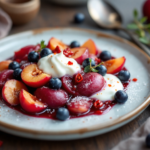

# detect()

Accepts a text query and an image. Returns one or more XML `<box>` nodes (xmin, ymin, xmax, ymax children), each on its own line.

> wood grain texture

<box><xmin>0</xmin><ymin>0</ymin><xmax>150</xmax><ymax>150</ymax></box>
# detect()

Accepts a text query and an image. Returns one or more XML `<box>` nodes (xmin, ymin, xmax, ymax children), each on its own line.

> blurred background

<box><xmin>0</xmin><ymin>0</ymin><xmax>145</xmax><ymax>36</ymax></box>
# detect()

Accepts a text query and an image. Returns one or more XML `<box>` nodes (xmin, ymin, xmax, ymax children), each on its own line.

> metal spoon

<box><xmin>87</xmin><ymin>0</ymin><xmax>150</xmax><ymax>55</ymax></box>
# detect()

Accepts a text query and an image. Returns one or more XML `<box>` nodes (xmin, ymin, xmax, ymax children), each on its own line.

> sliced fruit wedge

<box><xmin>70</xmin><ymin>47</ymin><xmax>89</xmax><ymax>64</ymax></box>
<box><xmin>21</xmin><ymin>64</ymin><xmax>51</xmax><ymax>88</ymax></box>
<box><xmin>2</xmin><ymin>80</ymin><xmax>28</xmax><ymax>106</ymax></box>
<box><xmin>67</xmin><ymin>96</ymin><xmax>92</xmax><ymax>115</ymax></box>
<box><xmin>0</xmin><ymin>70</ymin><xmax>14</xmax><ymax>90</ymax></box>
<box><xmin>34</xmin><ymin>87</ymin><xmax>69</xmax><ymax>109</ymax></box>
<box><xmin>48</xmin><ymin>37</ymin><xmax>68</xmax><ymax>51</ymax></box>
<box><xmin>81</xmin><ymin>39</ymin><xmax>98</xmax><ymax>55</ymax></box>
<box><xmin>104</xmin><ymin>57</ymin><xmax>126</xmax><ymax>74</ymax></box>
<box><xmin>14</xmin><ymin>45</ymin><xmax>35</xmax><ymax>60</ymax></box>
<box><xmin>0</xmin><ymin>60</ymin><xmax>12</xmax><ymax>72</ymax></box>
<box><xmin>19</xmin><ymin>89</ymin><xmax>47</xmax><ymax>113</ymax></box>
<box><xmin>61</xmin><ymin>75</ymin><xmax>76</xmax><ymax>95</ymax></box>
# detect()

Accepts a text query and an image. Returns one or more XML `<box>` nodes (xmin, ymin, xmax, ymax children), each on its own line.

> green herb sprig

<box><xmin>84</xmin><ymin>58</ymin><xmax>104</xmax><ymax>73</ymax></box>
<box><xmin>127</xmin><ymin>9</ymin><xmax>150</xmax><ymax>46</ymax></box>
<box><xmin>38</xmin><ymin>40</ymin><xmax>47</xmax><ymax>52</ymax></box>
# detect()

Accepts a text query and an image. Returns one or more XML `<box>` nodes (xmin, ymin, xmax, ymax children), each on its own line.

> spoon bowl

<box><xmin>88</xmin><ymin>0</ymin><xmax>122</xmax><ymax>28</ymax></box>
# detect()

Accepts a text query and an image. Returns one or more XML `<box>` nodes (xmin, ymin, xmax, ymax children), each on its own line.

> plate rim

<box><xmin>0</xmin><ymin>27</ymin><xmax>150</xmax><ymax>135</ymax></box>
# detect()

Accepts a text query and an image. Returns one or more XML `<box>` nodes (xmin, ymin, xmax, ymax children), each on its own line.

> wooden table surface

<box><xmin>0</xmin><ymin>1</ymin><xmax>150</xmax><ymax>150</ymax></box>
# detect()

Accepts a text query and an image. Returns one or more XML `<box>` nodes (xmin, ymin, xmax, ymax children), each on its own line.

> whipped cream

<box><xmin>91</xmin><ymin>74</ymin><xmax>123</xmax><ymax>101</ymax></box>
<box><xmin>38</xmin><ymin>51</ymin><xmax>81</xmax><ymax>78</ymax></box>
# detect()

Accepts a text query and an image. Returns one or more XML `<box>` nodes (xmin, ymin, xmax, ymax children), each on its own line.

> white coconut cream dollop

<box><xmin>38</xmin><ymin>51</ymin><xmax>81</xmax><ymax>78</ymax></box>
<box><xmin>91</xmin><ymin>74</ymin><xmax>123</xmax><ymax>101</ymax></box>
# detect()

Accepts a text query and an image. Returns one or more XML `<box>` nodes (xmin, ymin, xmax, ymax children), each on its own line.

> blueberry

<box><xmin>13</xmin><ymin>68</ymin><xmax>22</xmax><ymax>80</ymax></box>
<box><xmin>56</xmin><ymin>107</ymin><xmax>69</xmax><ymax>121</ymax></box>
<box><xmin>70</xmin><ymin>41</ymin><xmax>80</xmax><ymax>48</ymax></box>
<box><xmin>115</xmin><ymin>90</ymin><xmax>128</xmax><ymax>103</ymax></box>
<box><xmin>8</xmin><ymin>61</ymin><xmax>20</xmax><ymax>70</ymax></box>
<box><xmin>146</xmin><ymin>134</ymin><xmax>150</xmax><ymax>148</ymax></box>
<box><xmin>118</xmin><ymin>70</ymin><xmax>130</xmax><ymax>82</ymax></box>
<box><xmin>99</xmin><ymin>51</ymin><xmax>111</xmax><ymax>61</ymax></box>
<box><xmin>49</xmin><ymin>78</ymin><xmax>62</xmax><ymax>89</ymax></box>
<box><xmin>82</xmin><ymin>58</ymin><xmax>95</xmax><ymax>68</ymax></box>
<box><xmin>74</xmin><ymin>13</ymin><xmax>85</xmax><ymax>23</ymax></box>
<box><xmin>40</xmin><ymin>48</ymin><xmax>53</xmax><ymax>58</ymax></box>
<box><xmin>28</xmin><ymin>51</ymin><xmax>39</xmax><ymax>62</ymax></box>
<box><xmin>96</xmin><ymin>65</ymin><xmax>107</xmax><ymax>76</ymax></box>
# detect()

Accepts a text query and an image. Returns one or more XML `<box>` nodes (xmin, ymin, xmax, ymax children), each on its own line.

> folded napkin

<box><xmin>112</xmin><ymin>117</ymin><xmax>150</xmax><ymax>150</ymax></box>
<box><xmin>0</xmin><ymin>8</ymin><xmax>12</xmax><ymax>39</ymax></box>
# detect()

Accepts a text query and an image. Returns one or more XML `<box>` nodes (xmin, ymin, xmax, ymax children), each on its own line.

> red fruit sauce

<box><xmin>2</xmin><ymin>53</ymin><xmax>132</xmax><ymax>120</ymax></box>
<box><xmin>0</xmin><ymin>67</ymin><xmax>130</xmax><ymax>120</ymax></box>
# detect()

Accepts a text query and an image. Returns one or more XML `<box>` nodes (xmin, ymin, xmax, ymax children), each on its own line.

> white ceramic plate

<box><xmin>0</xmin><ymin>28</ymin><xmax>150</xmax><ymax>140</ymax></box>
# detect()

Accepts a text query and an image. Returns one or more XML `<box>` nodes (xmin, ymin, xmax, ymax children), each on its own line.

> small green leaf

<box><xmin>139</xmin><ymin>37</ymin><xmax>149</xmax><ymax>45</ymax></box>
<box><xmin>126</xmin><ymin>9</ymin><xmax>150</xmax><ymax>46</ymax></box>
<box><xmin>89</xmin><ymin>58</ymin><xmax>92</xmax><ymax>63</ymax></box>
<box><xmin>40</xmin><ymin>40</ymin><xmax>46</xmax><ymax>49</ymax></box>
<box><xmin>127</xmin><ymin>24</ymin><xmax>138</xmax><ymax>29</ymax></box>
<box><xmin>37</xmin><ymin>40</ymin><xmax>47</xmax><ymax>52</ymax></box>
<box><xmin>145</xmin><ymin>24</ymin><xmax>150</xmax><ymax>29</ymax></box>
<box><xmin>84</xmin><ymin>65</ymin><xmax>91</xmax><ymax>73</ymax></box>
<box><xmin>91</xmin><ymin>68</ymin><xmax>98</xmax><ymax>73</ymax></box>
<box><xmin>139</xmin><ymin>30</ymin><xmax>145</xmax><ymax>37</ymax></box>
<box><xmin>140</xmin><ymin>17</ymin><xmax>147</xmax><ymax>23</ymax></box>
<box><xmin>135</xmin><ymin>30</ymin><xmax>145</xmax><ymax>37</ymax></box>
<box><xmin>135</xmin><ymin>30</ymin><xmax>141</xmax><ymax>37</ymax></box>
<box><xmin>133</xmin><ymin>9</ymin><xmax>138</xmax><ymax>19</ymax></box>
<box><xmin>147</xmin><ymin>29</ymin><xmax>150</xmax><ymax>34</ymax></box>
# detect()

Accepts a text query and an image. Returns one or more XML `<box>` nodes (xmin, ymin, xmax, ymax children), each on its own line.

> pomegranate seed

<box><xmin>93</xmin><ymin>100</ymin><xmax>103</xmax><ymax>109</ymax></box>
<box><xmin>54</xmin><ymin>46</ymin><xmax>61</xmax><ymax>53</ymax></box>
<box><xmin>96</xmin><ymin>110</ymin><xmax>103</xmax><ymax>115</ymax></box>
<box><xmin>68</xmin><ymin>61</ymin><xmax>73</xmax><ymax>65</ymax></box>
<box><xmin>63</xmin><ymin>48</ymin><xmax>73</xmax><ymax>57</ymax></box>
<box><xmin>75</xmin><ymin>73</ymin><xmax>83</xmax><ymax>83</ymax></box>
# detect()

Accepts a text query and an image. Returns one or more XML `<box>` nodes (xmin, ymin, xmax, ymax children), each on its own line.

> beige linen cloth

<box><xmin>0</xmin><ymin>8</ymin><xmax>12</xmax><ymax>39</ymax></box>
<box><xmin>112</xmin><ymin>117</ymin><xmax>150</xmax><ymax>150</ymax></box>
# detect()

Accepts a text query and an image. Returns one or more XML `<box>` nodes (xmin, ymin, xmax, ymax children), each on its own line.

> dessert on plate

<box><xmin>0</xmin><ymin>38</ymin><xmax>130</xmax><ymax>121</ymax></box>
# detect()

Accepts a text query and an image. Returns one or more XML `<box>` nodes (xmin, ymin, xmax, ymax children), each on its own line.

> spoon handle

<box><xmin>119</xmin><ymin>27</ymin><xmax>150</xmax><ymax>56</ymax></box>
